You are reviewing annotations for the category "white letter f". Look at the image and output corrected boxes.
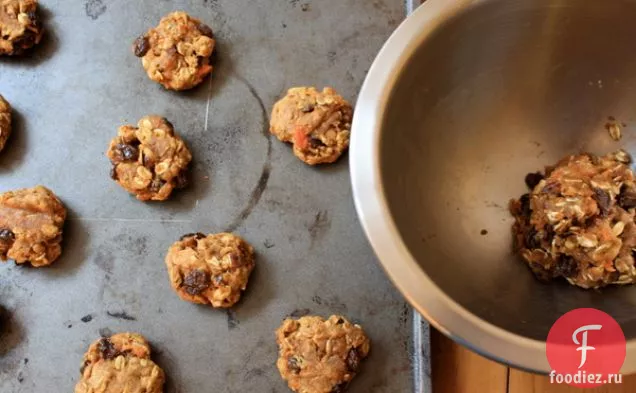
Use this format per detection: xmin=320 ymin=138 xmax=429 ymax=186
xmin=572 ymin=324 xmax=602 ymax=369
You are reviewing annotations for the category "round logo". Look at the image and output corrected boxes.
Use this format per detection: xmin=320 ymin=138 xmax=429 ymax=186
xmin=546 ymin=308 xmax=625 ymax=388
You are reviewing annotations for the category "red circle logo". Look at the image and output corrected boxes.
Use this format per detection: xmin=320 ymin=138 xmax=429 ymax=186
xmin=546 ymin=308 xmax=625 ymax=388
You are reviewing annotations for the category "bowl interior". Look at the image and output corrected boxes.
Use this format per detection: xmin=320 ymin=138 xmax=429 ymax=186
xmin=381 ymin=0 xmax=636 ymax=341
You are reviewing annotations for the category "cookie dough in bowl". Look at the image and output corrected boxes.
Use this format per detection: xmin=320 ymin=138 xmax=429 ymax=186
xmin=350 ymin=0 xmax=636 ymax=373
xmin=510 ymin=150 xmax=636 ymax=289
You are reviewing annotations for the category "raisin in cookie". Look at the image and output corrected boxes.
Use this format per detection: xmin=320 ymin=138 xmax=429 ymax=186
xmin=107 ymin=115 xmax=192 ymax=201
xmin=0 ymin=0 xmax=43 ymax=55
xmin=0 ymin=94 xmax=10 ymax=152
xmin=165 ymin=232 xmax=255 ymax=308
xmin=270 ymin=87 xmax=352 ymax=165
xmin=0 ymin=185 xmax=66 ymax=267
xmin=133 ymin=11 xmax=215 ymax=91
xmin=276 ymin=315 xmax=370 ymax=393
xmin=75 ymin=333 xmax=165 ymax=393
xmin=510 ymin=150 xmax=636 ymax=289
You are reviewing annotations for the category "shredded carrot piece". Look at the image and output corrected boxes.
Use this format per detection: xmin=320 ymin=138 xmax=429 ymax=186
xmin=197 ymin=65 xmax=212 ymax=78
xmin=293 ymin=126 xmax=309 ymax=149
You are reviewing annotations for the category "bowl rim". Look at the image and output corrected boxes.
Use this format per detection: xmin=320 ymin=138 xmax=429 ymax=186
xmin=349 ymin=0 xmax=636 ymax=374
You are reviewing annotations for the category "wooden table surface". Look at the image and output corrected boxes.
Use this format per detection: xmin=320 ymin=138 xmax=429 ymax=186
xmin=431 ymin=329 xmax=634 ymax=392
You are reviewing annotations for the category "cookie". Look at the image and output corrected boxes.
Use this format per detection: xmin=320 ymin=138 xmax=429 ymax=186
xmin=165 ymin=232 xmax=255 ymax=308
xmin=133 ymin=11 xmax=215 ymax=90
xmin=0 ymin=0 xmax=43 ymax=55
xmin=270 ymin=87 xmax=353 ymax=165
xmin=276 ymin=315 xmax=370 ymax=393
xmin=0 ymin=94 xmax=10 ymax=152
xmin=75 ymin=333 xmax=165 ymax=393
xmin=107 ymin=115 xmax=192 ymax=201
xmin=0 ymin=185 xmax=66 ymax=267
xmin=510 ymin=150 xmax=636 ymax=289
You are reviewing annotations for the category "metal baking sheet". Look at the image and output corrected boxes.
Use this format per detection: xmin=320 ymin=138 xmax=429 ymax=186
xmin=0 ymin=1 xmax=430 ymax=392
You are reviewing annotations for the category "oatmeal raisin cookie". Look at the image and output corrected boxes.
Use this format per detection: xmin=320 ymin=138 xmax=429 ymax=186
xmin=0 ymin=0 xmax=43 ymax=55
xmin=75 ymin=333 xmax=165 ymax=393
xmin=133 ymin=11 xmax=215 ymax=90
xmin=165 ymin=232 xmax=255 ymax=308
xmin=107 ymin=115 xmax=192 ymax=201
xmin=270 ymin=87 xmax=352 ymax=165
xmin=276 ymin=315 xmax=370 ymax=393
xmin=0 ymin=185 xmax=66 ymax=267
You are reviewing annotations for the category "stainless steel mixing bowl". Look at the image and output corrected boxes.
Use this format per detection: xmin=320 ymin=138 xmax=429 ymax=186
xmin=350 ymin=0 xmax=636 ymax=373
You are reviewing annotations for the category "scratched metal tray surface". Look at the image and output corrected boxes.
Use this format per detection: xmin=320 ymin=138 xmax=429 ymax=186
xmin=0 ymin=0 xmax=430 ymax=392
